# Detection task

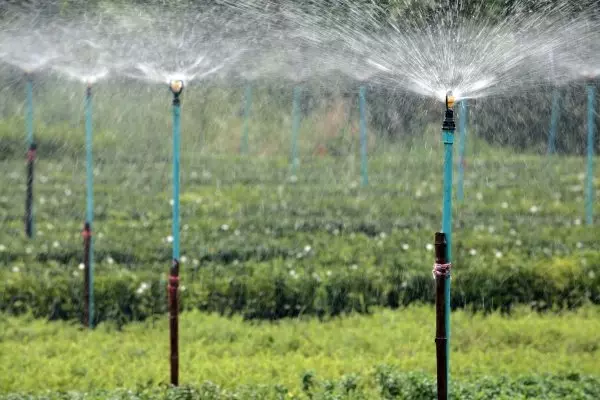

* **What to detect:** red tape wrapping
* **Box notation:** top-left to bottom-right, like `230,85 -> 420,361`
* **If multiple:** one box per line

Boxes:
432,263 -> 452,279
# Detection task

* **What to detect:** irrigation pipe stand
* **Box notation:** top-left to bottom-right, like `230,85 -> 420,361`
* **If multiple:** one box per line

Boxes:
169,79 -> 184,386
83,84 -> 95,328
434,92 -> 456,400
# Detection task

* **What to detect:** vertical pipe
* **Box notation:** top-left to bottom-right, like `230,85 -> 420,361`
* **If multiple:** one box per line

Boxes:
291,86 -> 301,176
82,222 -> 91,327
169,259 -> 180,386
170,88 -> 182,386
359,85 -> 368,186
25,76 -> 35,238
439,94 -> 455,399
241,84 -> 252,155
85,85 -> 94,328
25,143 -> 36,238
548,88 -> 560,155
586,83 -> 595,225
457,100 -> 467,201
434,232 -> 449,400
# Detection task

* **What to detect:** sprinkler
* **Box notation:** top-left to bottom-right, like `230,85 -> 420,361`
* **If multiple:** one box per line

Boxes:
457,99 -> 467,201
24,73 -> 35,238
434,90 -> 455,400
168,78 -> 184,386
359,85 -> 368,186
586,80 -> 595,225
291,86 -> 302,176
241,84 -> 252,154
84,84 -> 95,328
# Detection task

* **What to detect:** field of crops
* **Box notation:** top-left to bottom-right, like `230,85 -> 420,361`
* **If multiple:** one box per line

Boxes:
1,110 -> 600,398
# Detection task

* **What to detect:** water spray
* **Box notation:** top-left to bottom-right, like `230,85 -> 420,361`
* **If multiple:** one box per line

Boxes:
586,81 -> 595,225
457,100 -> 467,201
24,74 -> 35,238
241,84 -> 252,154
359,85 -> 368,186
168,79 -> 183,386
434,90 -> 455,400
291,86 -> 302,176
547,89 -> 561,155
83,84 -> 95,328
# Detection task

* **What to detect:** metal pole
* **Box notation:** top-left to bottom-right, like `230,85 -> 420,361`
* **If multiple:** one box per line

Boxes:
586,83 -> 595,225
359,85 -> 368,186
85,85 -> 94,328
25,143 -> 36,238
439,92 -> 455,399
25,76 -> 35,238
457,100 -> 467,201
291,86 -> 301,176
241,84 -> 252,154
82,222 -> 91,327
548,88 -> 561,155
433,232 -> 449,400
169,80 -> 183,386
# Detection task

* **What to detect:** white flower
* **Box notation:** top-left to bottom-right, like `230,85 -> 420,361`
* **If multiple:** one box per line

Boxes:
181,256 -> 188,263
233,259 -> 239,266
52,241 -> 60,248
191,171 -> 198,179
380,232 -> 387,239
221,224 -> 229,231
180,285 -> 186,292
469,249 -> 477,256
0,244 -> 5,252
12,266 -> 19,273
183,224 -> 189,231
107,256 -> 114,265
529,205 -> 539,214
192,259 -> 200,266
304,245 -> 312,253
166,236 -> 173,243
576,242 -> 583,249
515,239 -> 522,246
333,229 -> 340,235
426,243 -> 434,251
234,229 -> 241,236
415,189 -> 422,198
326,270 -> 332,277
78,263 -> 85,270
401,243 -> 409,251
351,264 -> 358,270
476,192 -> 483,201
501,201 -> 508,209
574,218 -> 582,226
64,188 -> 72,196
289,175 -> 298,183
509,229 -> 517,236
40,196 -> 46,205
98,232 -> 104,239
495,251 -> 503,259
488,226 -> 495,234
169,199 -> 174,206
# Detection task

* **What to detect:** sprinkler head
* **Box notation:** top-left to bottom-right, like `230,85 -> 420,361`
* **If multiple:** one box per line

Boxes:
170,80 -> 184,95
446,91 -> 456,110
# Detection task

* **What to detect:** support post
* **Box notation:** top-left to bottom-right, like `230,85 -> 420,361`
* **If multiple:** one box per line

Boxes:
85,85 -> 94,328
359,85 -> 368,186
586,83 -> 595,225
169,79 -> 183,386
438,92 -> 455,399
25,143 -> 36,238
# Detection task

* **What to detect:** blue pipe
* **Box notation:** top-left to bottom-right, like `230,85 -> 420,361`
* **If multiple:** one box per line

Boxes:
457,100 -> 467,201
548,88 -> 561,155
441,126 -> 454,393
291,86 -> 301,175
172,96 -> 181,261
586,83 -> 595,225
241,84 -> 252,154
359,86 -> 368,186
26,77 -> 33,146
85,86 -> 94,327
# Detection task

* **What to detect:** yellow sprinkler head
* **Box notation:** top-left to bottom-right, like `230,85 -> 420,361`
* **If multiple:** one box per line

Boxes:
446,90 -> 455,109
169,80 -> 184,95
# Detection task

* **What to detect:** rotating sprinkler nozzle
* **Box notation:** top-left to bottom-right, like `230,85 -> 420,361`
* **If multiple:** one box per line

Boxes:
443,91 -> 456,131
170,80 -> 184,96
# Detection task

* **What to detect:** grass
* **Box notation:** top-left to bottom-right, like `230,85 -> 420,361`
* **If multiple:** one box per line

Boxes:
1,306 -> 599,393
